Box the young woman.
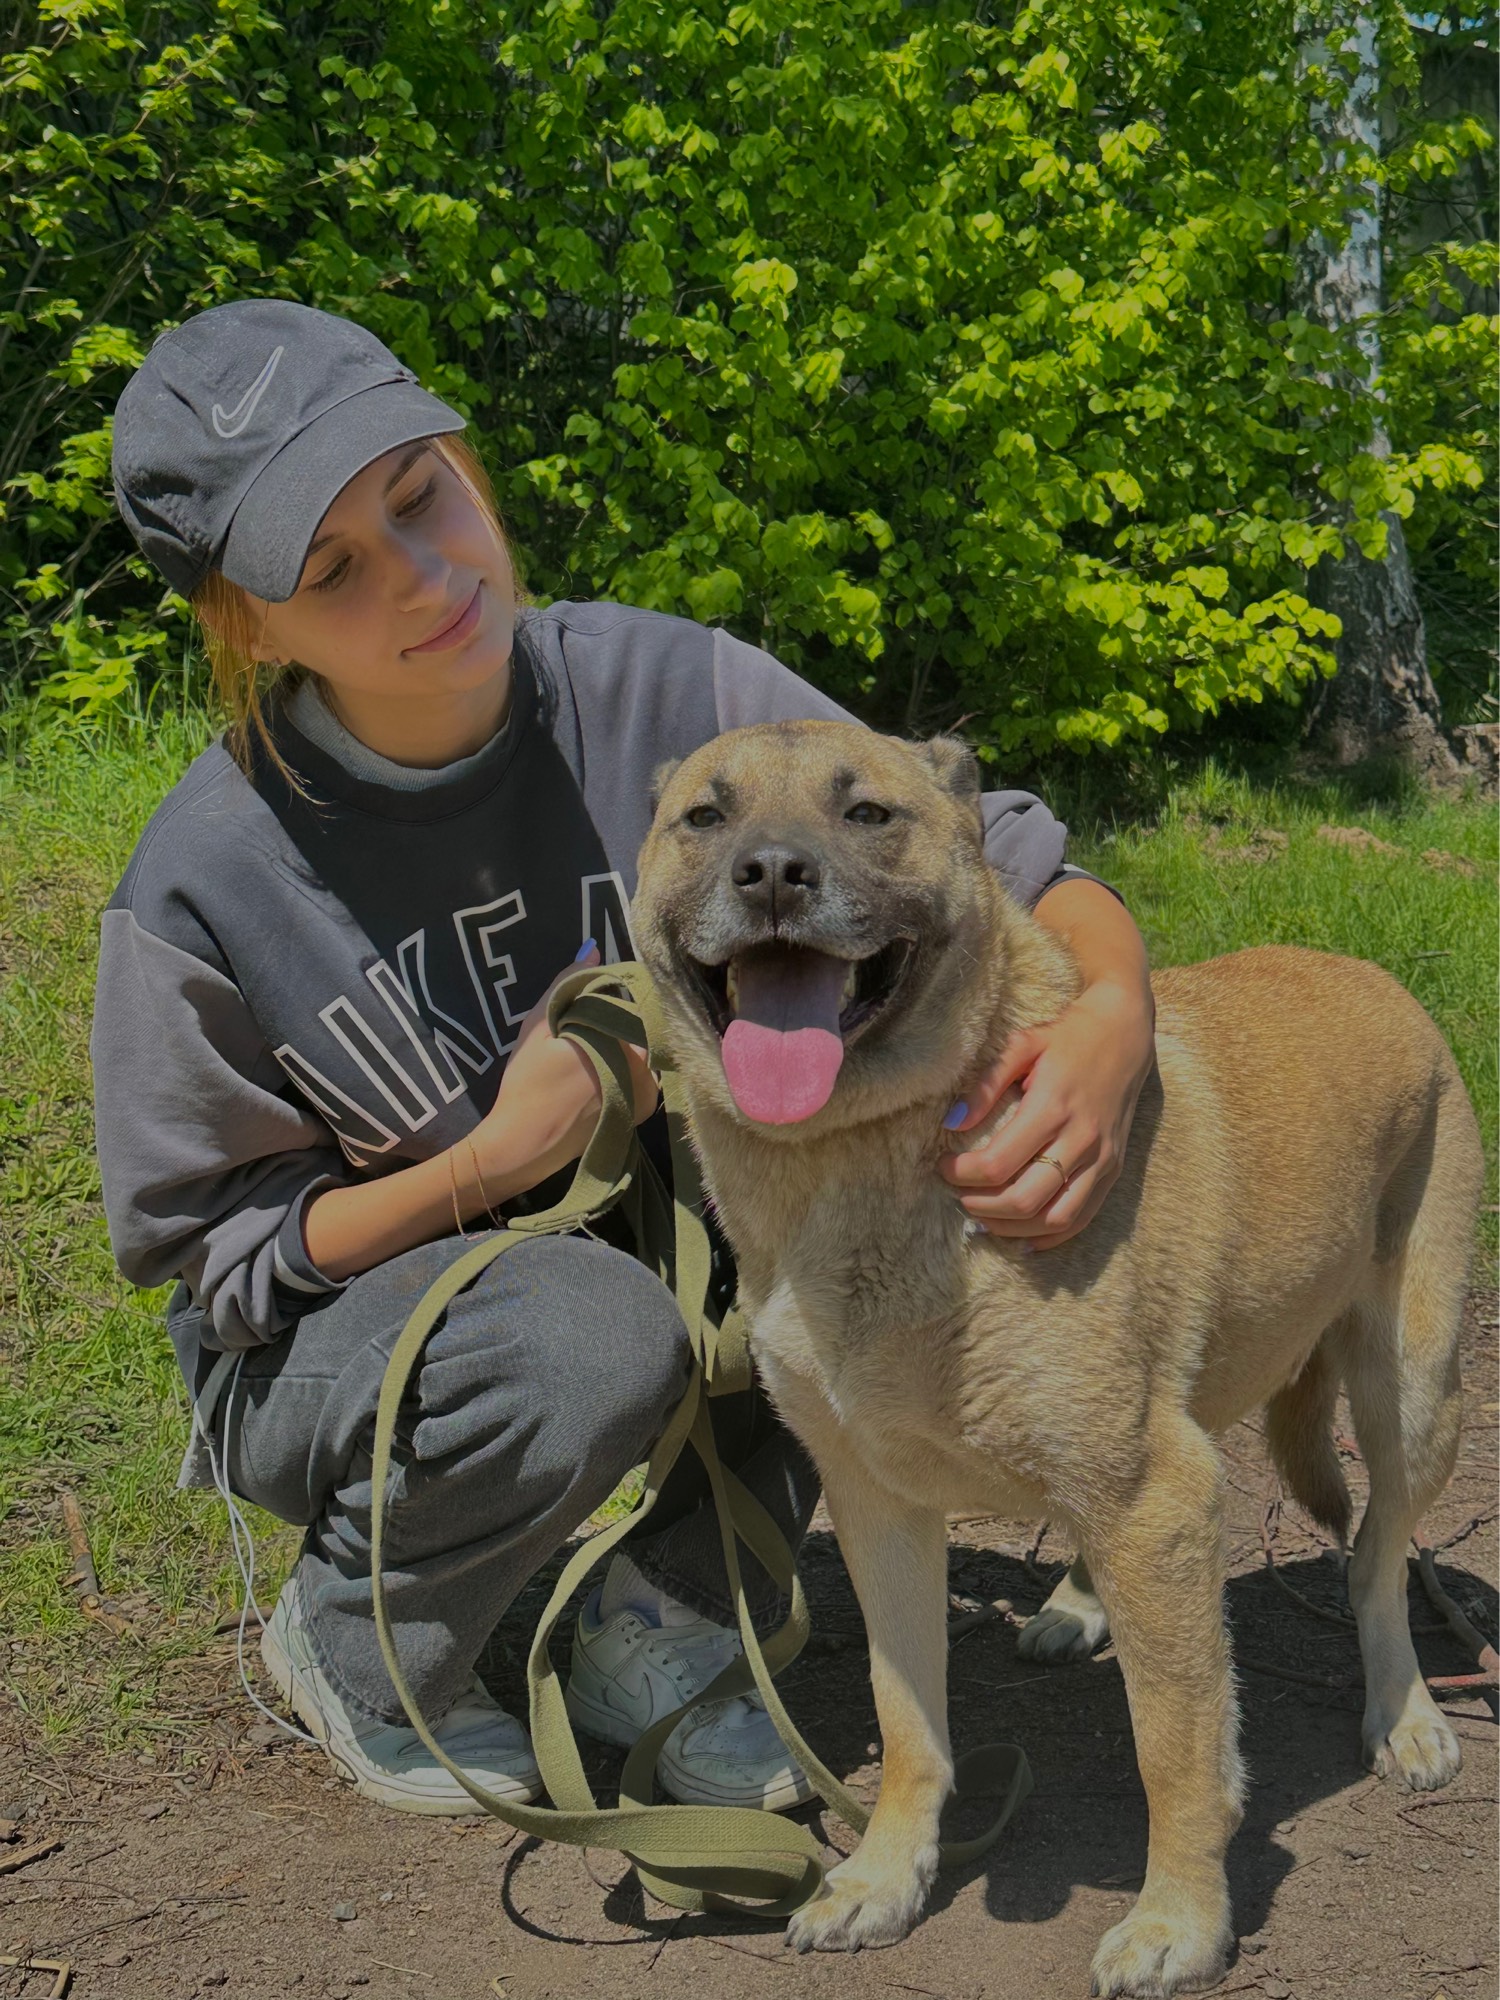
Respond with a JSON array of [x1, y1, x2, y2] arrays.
[[96, 298, 1157, 1817]]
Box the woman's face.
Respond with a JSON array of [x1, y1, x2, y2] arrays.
[[250, 440, 516, 704]]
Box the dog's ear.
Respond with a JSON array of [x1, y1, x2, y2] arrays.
[[649, 756, 683, 817], [913, 734, 981, 804]]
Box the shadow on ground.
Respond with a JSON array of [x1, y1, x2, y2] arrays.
[[485, 1530, 1496, 1953]]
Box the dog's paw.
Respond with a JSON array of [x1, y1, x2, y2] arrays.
[[1017, 1591, 1110, 1665], [784, 1846, 937, 1954], [1364, 1704, 1462, 1792], [1089, 1890, 1231, 1998]]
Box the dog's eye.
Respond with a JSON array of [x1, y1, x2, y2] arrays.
[[845, 801, 890, 825], [684, 804, 724, 830]]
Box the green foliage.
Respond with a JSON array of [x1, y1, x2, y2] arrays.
[[0, 0, 1494, 757]]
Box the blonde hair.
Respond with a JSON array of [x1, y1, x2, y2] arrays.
[[192, 432, 520, 783]]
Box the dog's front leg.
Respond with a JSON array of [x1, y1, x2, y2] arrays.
[[1085, 1417, 1245, 1999], [786, 1459, 951, 1954]]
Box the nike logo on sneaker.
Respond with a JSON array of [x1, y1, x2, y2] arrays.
[[600, 1658, 658, 1732], [212, 346, 285, 439]]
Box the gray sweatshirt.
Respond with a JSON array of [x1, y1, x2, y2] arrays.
[[93, 601, 1098, 1371]]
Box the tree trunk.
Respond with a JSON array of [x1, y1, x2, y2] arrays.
[[1293, 7, 1460, 783], [1303, 512, 1460, 782]]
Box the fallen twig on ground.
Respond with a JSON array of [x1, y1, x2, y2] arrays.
[[644, 1909, 688, 1970], [1435, 1509, 1500, 1552], [57, 1489, 132, 1638], [0, 1835, 63, 1876], [700, 1934, 793, 1967], [58, 1489, 98, 1597], [213, 1606, 264, 1635], [1397, 1803, 1485, 1847], [947, 1597, 1020, 1642], [1236, 1656, 1356, 1691], [1412, 1532, 1499, 1685], [46, 1900, 167, 1952]]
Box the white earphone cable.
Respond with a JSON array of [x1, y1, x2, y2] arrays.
[[205, 1357, 318, 1747]]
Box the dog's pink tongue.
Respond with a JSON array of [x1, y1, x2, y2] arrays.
[[720, 950, 847, 1125]]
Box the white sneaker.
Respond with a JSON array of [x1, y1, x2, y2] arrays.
[[260, 1576, 542, 1816], [564, 1572, 816, 1812]]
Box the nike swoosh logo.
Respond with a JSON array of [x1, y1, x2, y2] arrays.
[[601, 1665, 658, 1732], [212, 345, 285, 439]]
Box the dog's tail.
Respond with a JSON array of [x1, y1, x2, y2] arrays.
[[1265, 1332, 1352, 1547]]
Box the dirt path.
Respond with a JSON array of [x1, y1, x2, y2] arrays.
[[3, 1294, 1495, 2000]]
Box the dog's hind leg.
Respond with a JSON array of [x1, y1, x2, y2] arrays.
[[1084, 1413, 1243, 2000], [1333, 1147, 1473, 1791], [786, 1460, 952, 1954], [1017, 1554, 1111, 1664]]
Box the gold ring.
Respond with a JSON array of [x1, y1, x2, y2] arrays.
[[1033, 1153, 1070, 1190]]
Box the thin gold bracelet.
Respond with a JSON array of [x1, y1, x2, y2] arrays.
[[447, 1143, 477, 1242], [466, 1137, 502, 1230]]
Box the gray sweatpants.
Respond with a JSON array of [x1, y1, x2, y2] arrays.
[[215, 1231, 820, 1726]]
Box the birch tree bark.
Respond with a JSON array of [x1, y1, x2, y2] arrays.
[[1293, 5, 1460, 782]]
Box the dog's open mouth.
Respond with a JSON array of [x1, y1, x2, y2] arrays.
[[685, 938, 914, 1125]]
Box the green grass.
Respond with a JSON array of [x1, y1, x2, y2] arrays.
[[1065, 759, 1497, 1220], [1, 702, 1495, 1748], [0, 700, 268, 1744]]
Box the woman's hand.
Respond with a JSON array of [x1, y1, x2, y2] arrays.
[[301, 948, 660, 1278], [936, 979, 1155, 1251], [469, 944, 660, 1193]]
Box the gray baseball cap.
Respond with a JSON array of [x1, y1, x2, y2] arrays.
[[111, 298, 465, 603]]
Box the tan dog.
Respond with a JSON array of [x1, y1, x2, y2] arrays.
[[631, 721, 1484, 1998]]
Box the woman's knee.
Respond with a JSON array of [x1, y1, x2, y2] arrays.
[[412, 1235, 691, 1467]]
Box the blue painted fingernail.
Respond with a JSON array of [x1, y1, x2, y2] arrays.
[[574, 938, 598, 963], [1018, 1241, 1035, 1256], [943, 1100, 969, 1130]]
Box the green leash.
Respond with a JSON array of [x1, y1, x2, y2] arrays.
[[367, 962, 1032, 1920]]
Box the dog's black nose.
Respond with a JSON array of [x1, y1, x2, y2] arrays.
[[730, 841, 822, 913]]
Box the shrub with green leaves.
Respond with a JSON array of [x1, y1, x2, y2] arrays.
[[1, 0, 1493, 758]]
